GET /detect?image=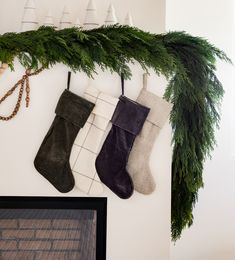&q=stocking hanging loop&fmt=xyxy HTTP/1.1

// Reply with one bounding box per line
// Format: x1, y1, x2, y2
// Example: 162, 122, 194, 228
121, 73, 125, 96
67, 71, 71, 90
143, 73, 148, 90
